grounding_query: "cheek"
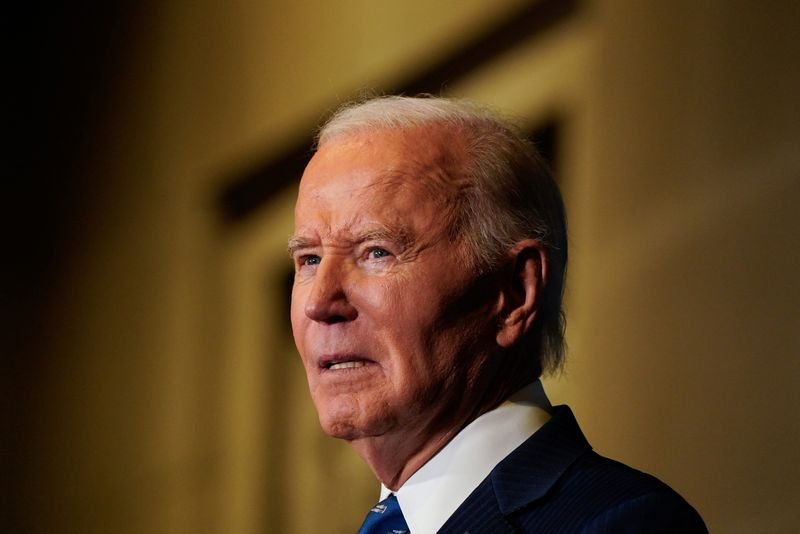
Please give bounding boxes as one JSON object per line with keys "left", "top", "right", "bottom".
{"left": 351, "top": 271, "right": 390, "bottom": 298}
{"left": 289, "top": 286, "right": 310, "bottom": 353}
{"left": 289, "top": 295, "right": 303, "bottom": 332}
{"left": 290, "top": 276, "right": 312, "bottom": 319}
{"left": 346, "top": 276, "right": 399, "bottom": 325}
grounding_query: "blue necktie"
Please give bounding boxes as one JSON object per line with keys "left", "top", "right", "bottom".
{"left": 357, "top": 494, "right": 410, "bottom": 534}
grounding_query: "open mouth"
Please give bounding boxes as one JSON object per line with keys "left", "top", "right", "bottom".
{"left": 329, "top": 361, "right": 367, "bottom": 370}
{"left": 320, "top": 356, "right": 375, "bottom": 371}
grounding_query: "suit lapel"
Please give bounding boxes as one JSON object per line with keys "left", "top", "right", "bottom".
{"left": 491, "top": 405, "right": 590, "bottom": 514}
{"left": 438, "top": 406, "right": 590, "bottom": 533}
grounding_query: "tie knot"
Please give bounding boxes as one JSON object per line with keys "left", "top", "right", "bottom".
{"left": 357, "top": 494, "right": 409, "bottom": 534}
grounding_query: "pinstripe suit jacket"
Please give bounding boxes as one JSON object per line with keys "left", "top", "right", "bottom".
{"left": 438, "top": 406, "right": 706, "bottom": 533}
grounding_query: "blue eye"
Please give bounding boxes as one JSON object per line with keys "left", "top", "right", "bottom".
{"left": 368, "top": 248, "right": 391, "bottom": 259}
{"left": 303, "top": 255, "right": 321, "bottom": 266}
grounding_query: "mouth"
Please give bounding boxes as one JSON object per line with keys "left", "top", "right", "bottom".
{"left": 319, "top": 355, "right": 376, "bottom": 371}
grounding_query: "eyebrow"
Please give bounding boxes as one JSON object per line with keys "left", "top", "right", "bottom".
{"left": 287, "top": 236, "right": 316, "bottom": 256}
{"left": 287, "top": 224, "right": 415, "bottom": 256}
{"left": 358, "top": 225, "right": 414, "bottom": 249}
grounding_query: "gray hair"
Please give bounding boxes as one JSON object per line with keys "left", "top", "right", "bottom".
{"left": 316, "top": 95, "right": 568, "bottom": 376}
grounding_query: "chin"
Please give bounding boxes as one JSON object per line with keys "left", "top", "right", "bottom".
{"left": 316, "top": 402, "right": 393, "bottom": 441}
{"left": 314, "top": 398, "right": 361, "bottom": 439}
{"left": 319, "top": 417, "right": 361, "bottom": 440}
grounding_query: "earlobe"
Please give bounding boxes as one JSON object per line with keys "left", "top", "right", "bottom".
{"left": 495, "top": 240, "right": 547, "bottom": 348}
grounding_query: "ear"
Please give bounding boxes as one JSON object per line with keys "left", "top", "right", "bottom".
{"left": 495, "top": 239, "right": 548, "bottom": 348}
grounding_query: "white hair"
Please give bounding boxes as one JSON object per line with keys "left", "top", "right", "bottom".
{"left": 316, "top": 95, "right": 568, "bottom": 376}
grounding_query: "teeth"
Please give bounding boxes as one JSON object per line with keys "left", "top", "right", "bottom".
{"left": 329, "top": 361, "right": 366, "bottom": 370}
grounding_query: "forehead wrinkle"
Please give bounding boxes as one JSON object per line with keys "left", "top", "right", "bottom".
{"left": 293, "top": 126, "right": 472, "bottom": 254}
{"left": 371, "top": 154, "right": 462, "bottom": 198}
{"left": 368, "top": 166, "right": 469, "bottom": 239}
{"left": 368, "top": 142, "right": 472, "bottom": 221}
{"left": 308, "top": 125, "right": 472, "bottom": 209}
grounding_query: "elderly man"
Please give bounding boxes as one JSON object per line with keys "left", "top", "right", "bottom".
{"left": 289, "top": 96, "right": 705, "bottom": 533}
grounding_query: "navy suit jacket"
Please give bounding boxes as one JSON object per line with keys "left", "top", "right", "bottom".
{"left": 438, "top": 406, "right": 706, "bottom": 533}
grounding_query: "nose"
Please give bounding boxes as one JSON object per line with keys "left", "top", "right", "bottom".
{"left": 304, "top": 257, "right": 358, "bottom": 323}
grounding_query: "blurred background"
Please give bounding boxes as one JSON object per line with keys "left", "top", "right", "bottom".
{"left": 5, "top": 0, "right": 799, "bottom": 532}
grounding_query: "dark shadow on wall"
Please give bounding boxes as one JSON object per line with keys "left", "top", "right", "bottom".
{"left": 4, "top": 2, "right": 150, "bottom": 530}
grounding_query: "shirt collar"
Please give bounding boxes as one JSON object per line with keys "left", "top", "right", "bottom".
{"left": 380, "top": 380, "right": 552, "bottom": 534}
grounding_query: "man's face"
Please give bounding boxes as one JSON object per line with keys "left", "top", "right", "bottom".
{"left": 290, "top": 127, "right": 501, "bottom": 442}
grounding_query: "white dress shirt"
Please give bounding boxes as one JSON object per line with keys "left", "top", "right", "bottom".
{"left": 378, "top": 381, "right": 552, "bottom": 534}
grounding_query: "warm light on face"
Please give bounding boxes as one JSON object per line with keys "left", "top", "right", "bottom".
{"left": 290, "top": 129, "right": 501, "bottom": 443}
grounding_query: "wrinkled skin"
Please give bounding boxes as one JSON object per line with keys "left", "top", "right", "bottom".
{"left": 290, "top": 126, "right": 542, "bottom": 489}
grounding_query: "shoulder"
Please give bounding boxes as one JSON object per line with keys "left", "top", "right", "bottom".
{"left": 441, "top": 406, "right": 707, "bottom": 533}
{"left": 516, "top": 450, "right": 707, "bottom": 533}
{"left": 492, "top": 405, "right": 707, "bottom": 532}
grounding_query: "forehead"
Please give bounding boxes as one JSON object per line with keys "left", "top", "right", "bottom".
{"left": 303, "top": 126, "right": 462, "bottom": 193}
{"left": 294, "top": 127, "right": 464, "bottom": 232}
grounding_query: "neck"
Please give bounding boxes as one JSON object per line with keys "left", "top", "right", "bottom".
{"left": 348, "top": 426, "right": 461, "bottom": 491}
{"left": 351, "top": 354, "right": 539, "bottom": 491}
{"left": 350, "top": 380, "right": 525, "bottom": 490}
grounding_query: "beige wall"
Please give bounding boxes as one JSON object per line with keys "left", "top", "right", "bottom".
{"left": 13, "top": 1, "right": 799, "bottom": 533}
